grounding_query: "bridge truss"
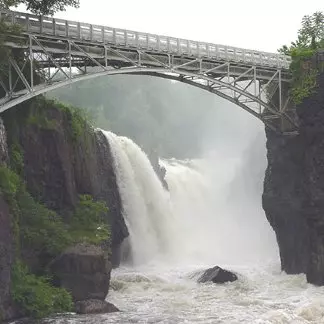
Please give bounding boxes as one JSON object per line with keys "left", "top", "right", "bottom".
{"left": 0, "top": 10, "right": 297, "bottom": 134}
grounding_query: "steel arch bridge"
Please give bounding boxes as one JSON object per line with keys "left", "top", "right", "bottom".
{"left": 0, "top": 10, "right": 297, "bottom": 134}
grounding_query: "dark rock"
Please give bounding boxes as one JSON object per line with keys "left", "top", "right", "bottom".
{"left": 263, "top": 72, "right": 324, "bottom": 284}
{"left": 49, "top": 243, "right": 111, "bottom": 302}
{"left": 0, "top": 118, "right": 8, "bottom": 165}
{"left": 0, "top": 195, "right": 18, "bottom": 322}
{"left": 0, "top": 117, "right": 18, "bottom": 322}
{"left": 147, "top": 149, "right": 169, "bottom": 190}
{"left": 263, "top": 130, "right": 309, "bottom": 274}
{"left": 198, "top": 266, "right": 238, "bottom": 284}
{"left": 75, "top": 299, "right": 119, "bottom": 314}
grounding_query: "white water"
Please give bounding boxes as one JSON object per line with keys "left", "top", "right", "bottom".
{"left": 50, "top": 130, "right": 324, "bottom": 324}
{"left": 101, "top": 130, "right": 179, "bottom": 265}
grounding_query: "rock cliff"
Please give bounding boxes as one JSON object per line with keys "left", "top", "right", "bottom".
{"left": 0, "top": 97, "right": 128, "bottom": 321}
{"left": 3, "top": 98, "right": 128, "bottom": 268}
{"left": 263, "top": 72, "right": 324, "bottom": 284}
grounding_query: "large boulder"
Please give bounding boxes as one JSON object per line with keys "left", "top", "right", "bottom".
{"left": 198, "top": 266, "right": 238, "bottom": 284}
{"left": 75, "top": 299, "right": 119, "bottom": 314}
{"left": 49, "top": 243, "right": 111, "bottom": 301}
{"left": 148, "top": 149, "right": 169, "bottom": 191}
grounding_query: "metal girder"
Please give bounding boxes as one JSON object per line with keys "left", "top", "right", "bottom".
{"left": 0, "top": 32, "right": 296, "bottom": 134}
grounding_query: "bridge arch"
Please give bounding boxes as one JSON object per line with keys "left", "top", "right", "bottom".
{"left": 0, "top": 9, "right": 297, "bottom": 134}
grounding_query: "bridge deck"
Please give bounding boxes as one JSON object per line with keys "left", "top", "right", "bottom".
{"left": 0, "top": 10, "right": 291, "bottom": 71}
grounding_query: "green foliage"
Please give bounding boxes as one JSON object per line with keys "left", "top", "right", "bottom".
{"left": 279, "top": 12, "right": 324, "bottom": 54}
{"left": 299, "top": 12, "right": 324, "bottom": 49}
{"left": 278, "top": 11, "right": 324, "bottom": 104}
{"left": 291, "top": 69, "right": 317, "bottom": 105}
{"left": 70, "top": 108, "right": 89, "bottom": 140}
{"left": 12, "top": 260, "right": 73, "bottom": 319}
{"left": 16, "top": 191, "right": 110, "bottom": 257}
{"left": 9, "top": 142, "right": 24, "bottom": 176}
{"left": 26, "top": 104, "right": 58, "bottom": 130}
{"left": 0, "top": 167, "right": 72, "bottom": 320}
{"left": 17, "top": 189, "right": 71, "bottom": 256}
{"left": 0, "top": 165, "right": 20, "bottom": 197}
{"left": 289, "top": 48, "right": 318, "bottom": 104}
{"left": 42, "top": 97, "right": 93, "bottom": 141}
{"left": 0, "top": 0, "right": 80, "bottom": 15}
{"left": 0, "top": 0, "right": 20, "bottom": 8}
{"left": 70, "top": 194, "right": 110, "bottom": 245}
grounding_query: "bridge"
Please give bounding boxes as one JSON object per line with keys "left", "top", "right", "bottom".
{"left": 0, "top": 10, "right": 297, "bottom": 134}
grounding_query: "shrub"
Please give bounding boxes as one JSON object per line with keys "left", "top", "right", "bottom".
{"left": 9, "top": 142, "right": 24, "bottom": 176}
{"left": 70, "top": 194, "right": 110, "bottom": 245}
{"left": 12, "top": 261, "right": 73, "bottom": 319}
{"left": 17, "top": 189, "right": 71, "bottom": 256}
{"left": 0, "top": 166, "right": 20, "bottom": 197}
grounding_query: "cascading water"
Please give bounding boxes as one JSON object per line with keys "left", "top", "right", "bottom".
{"left": 101, "top": 130, "right": 179, "bottom": 265}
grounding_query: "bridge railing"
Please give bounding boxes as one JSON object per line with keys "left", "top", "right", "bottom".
{"left": 0, "top": 10, "right": 292, "bottom": 69}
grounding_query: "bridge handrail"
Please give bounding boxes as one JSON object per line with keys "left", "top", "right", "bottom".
{"left": 0, "top": 9, "right": 292, "bottom": 69}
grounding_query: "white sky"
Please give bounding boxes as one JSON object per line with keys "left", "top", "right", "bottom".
{"left": 17, "top": 0, "right": 323, "bottom": 53}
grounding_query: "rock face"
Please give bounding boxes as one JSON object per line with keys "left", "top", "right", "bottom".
{"left": 0, "top": 101, "right": 128, "bottom": 320}
{"left": 198, "top": 266, "right": 238, "bottom": 284}
{"left": 50, "top": 243, "right": 111, "bottom": 302}
{"left": 148, "top": 149, "right": 169, "bottom": 190}
{"left": 75, "top": 299, "right": 119, "bottom": 314}
{"left": 0, "top": 118, "right": 17, "bottom": 322}
{"left": 263, "top": 72, "right": 324, "bottom": 284}
{"left": 0, "top": 195, "right": 16, "bottom": 322}
{"left": 2, "top": 101, "right": 128, "bottom": 268}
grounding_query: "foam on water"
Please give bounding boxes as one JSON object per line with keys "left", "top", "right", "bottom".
{"left": 49, "top": 264, "right": 324, "bottom": 324}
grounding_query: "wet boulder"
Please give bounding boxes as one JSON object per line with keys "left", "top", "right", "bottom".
{"left": 75, "top": 299, "right": 119, "bottom": 314}
{"left": 49, "top": 243, "right": 111, "bottom": 301}
{"left": 198, "top": 266, "right": 238, "bottom": 284}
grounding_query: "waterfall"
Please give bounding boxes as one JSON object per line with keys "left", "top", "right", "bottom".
{"left": 161, "top": 155, "right": 278, "bottom": 266}
{"left": 103, "top": 129, "right": 277, "bottom": 268}
{"left": 102, "top": 130, "right": 178, "bottom": 266}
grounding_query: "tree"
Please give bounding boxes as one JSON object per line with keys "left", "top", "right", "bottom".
{"left": 299, "top": 12, "right": 324, "bottom": 49}
{"left": 278, "top": 11, "right": 324, "bottom": 54}
{"left": 0, "top": 0, "right": 80, "bottom": 15}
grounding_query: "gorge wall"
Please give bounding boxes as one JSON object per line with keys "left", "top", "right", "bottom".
{"left": 263, "top": 72, "right": 324, "bottom": 285}
{"left": 0, "top": 98, "right": 128, "bottom": 321}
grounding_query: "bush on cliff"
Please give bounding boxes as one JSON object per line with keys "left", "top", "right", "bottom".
{"left": 18, "top": 189, "right": 71, "bottom": 256}
{"left": 11, "top": 261, "right": 73, "bottom": 319}
{"left": 70, "top": 194, "right": 110, "bottom": 245}
{"left": 279, "top": 11, "right": 324, "bottom": 104}
{"left": 0, "top": 165, "right": 110, "bottom": 259}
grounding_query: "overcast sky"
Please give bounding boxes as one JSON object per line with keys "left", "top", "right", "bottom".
{"left": 18, "top": 0, "right": 323, "bottom": 53}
